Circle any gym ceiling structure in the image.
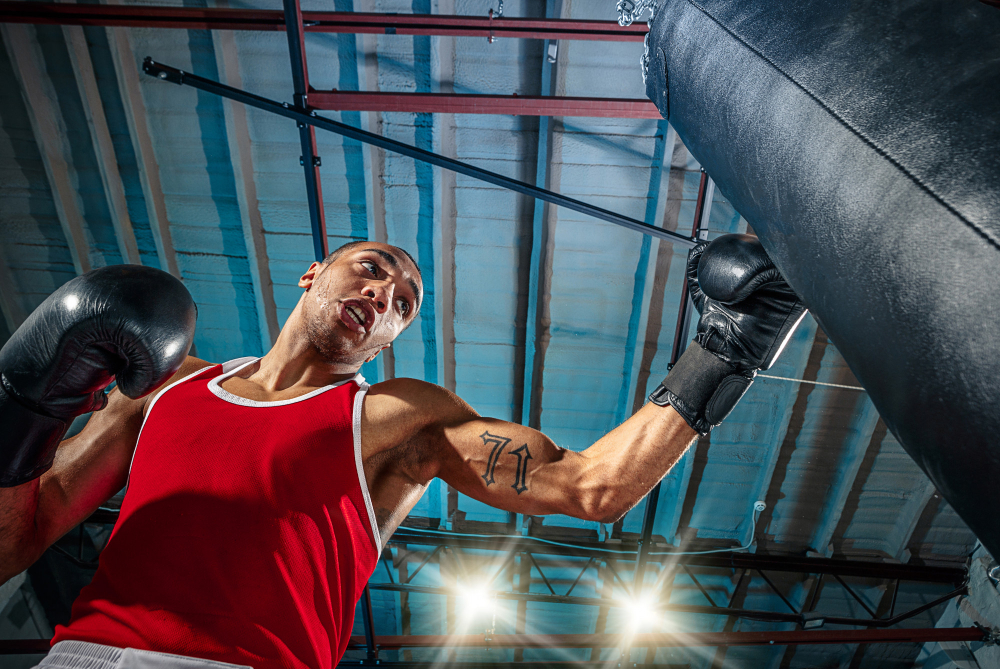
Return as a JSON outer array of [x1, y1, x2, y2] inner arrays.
[[0, 0, 998, 667]]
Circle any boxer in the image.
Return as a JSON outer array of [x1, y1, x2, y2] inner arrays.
[[0, 235, 804, 669]]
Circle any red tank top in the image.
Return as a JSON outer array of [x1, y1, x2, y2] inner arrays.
[[52, 358, 381, 668]]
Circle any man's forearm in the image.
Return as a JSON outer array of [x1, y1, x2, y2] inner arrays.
[[574, 402, 697, 523], [0, 480, 43, 584]]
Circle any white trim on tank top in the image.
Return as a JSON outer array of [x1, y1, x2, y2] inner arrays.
[[208, 357, 362, 407], [352, 382, 382, 554]]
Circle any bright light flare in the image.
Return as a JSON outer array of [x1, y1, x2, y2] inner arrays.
[[622, 594, 661, 632], [456, 583, 492, 618]]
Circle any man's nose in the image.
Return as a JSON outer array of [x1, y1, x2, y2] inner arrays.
[[363, 284, 392, 313]]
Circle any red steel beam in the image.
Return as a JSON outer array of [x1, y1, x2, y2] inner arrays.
[[0, 3, 646, 41], [309, 91, 661, 118], [1, 628, 984, 655], [346, 628, 986, 649]]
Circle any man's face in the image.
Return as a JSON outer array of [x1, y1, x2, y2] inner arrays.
[[298, 244, 421, 366]]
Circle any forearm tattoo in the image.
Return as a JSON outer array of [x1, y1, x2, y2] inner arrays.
[[479, 431, 533, 494]]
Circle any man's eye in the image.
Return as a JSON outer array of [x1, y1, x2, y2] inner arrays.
[[396, 298, 409, 316], [361, 261, 377, 275]]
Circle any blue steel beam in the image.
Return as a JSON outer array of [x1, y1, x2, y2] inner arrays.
[[211, 11, 280, 350], [520, 14, 558, 429], [632, 170, 712, 593], [105, 23, 181, 278], [613, 120, 674, 428], [514, 8, 558, 649]]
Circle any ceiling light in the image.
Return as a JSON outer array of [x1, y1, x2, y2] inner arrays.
[[457, 583, 491, 618], [624, 594, 660, 631]]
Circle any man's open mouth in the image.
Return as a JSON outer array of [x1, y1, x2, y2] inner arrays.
[[346, 304, 366, 326]]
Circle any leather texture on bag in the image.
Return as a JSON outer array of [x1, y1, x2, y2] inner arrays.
[[645, 0, 1000, 555]]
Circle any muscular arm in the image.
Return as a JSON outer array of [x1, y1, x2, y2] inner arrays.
[[364, 380, 697, 528], [0, 356, 209, 583]]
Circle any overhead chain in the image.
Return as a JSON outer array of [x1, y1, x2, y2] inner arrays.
[[616, 0, 658, 85]]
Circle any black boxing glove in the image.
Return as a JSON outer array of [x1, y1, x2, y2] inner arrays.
[[0, 265, 197, 486], [648, 234, 807, 434]]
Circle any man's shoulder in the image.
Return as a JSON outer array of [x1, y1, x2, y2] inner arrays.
[[141, 355, 215, 415], [364, 377, 478, 431], [368, 376, 438, 398], [365, 377, 451, 416]]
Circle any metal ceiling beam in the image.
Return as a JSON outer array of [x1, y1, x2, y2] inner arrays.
[[62, 23, 141, 265], [615, 121, 676, 427], [211, 7, 280, 349], [282, 0, 326, 262], [433, 2, 457, 396], [384, 528, 967, 583], [310, 91, 660, 118], [339, 627, 986, 650], [0, 3, 646, 41], [2, 23, 91, 275], [354, 8, 393, 381], [141, 59, 697, 248], [105, 16, 181, 278], [81, 506, 967, 584], [366, 581, 965, 629], [632, 170, 713, 592], [520, 6, 558, 429]]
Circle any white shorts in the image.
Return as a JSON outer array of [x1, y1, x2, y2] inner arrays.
[[34, 640, 252, 669]]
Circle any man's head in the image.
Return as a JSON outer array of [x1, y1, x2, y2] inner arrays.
[[295, 241, 422, 369]]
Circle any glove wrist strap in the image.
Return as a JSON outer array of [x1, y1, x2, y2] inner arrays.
[[0, 381, 69, 487], [648, 343, 755, 435]]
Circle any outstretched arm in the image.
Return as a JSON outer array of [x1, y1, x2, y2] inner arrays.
[[440, 402, 696, 523], [364, 234, 803, 528], [367, 379, 697, 524]]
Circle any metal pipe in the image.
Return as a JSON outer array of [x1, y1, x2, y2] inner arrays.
[[0, 3, 646, 41], [310, 91, 659, 118], [141, 59, 696, 247], [341, 627, 986, 649], [282, 0, 327, 261]]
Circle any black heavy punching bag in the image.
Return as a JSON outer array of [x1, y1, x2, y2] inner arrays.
[[643, 0, 1000, 556]]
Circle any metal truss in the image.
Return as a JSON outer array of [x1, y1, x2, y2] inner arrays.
[[373, 533, 966, 631]]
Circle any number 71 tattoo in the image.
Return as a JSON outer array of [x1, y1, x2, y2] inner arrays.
[[479, 431, 533, 494]]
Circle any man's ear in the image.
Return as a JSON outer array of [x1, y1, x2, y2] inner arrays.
[[364, 344, 391, 364], [298, 261, 323, 289]]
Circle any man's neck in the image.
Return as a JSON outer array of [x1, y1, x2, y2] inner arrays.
[[246, 312, 360, 394]]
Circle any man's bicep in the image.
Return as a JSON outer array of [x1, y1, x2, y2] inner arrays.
[[436, 418, 590, 519]]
